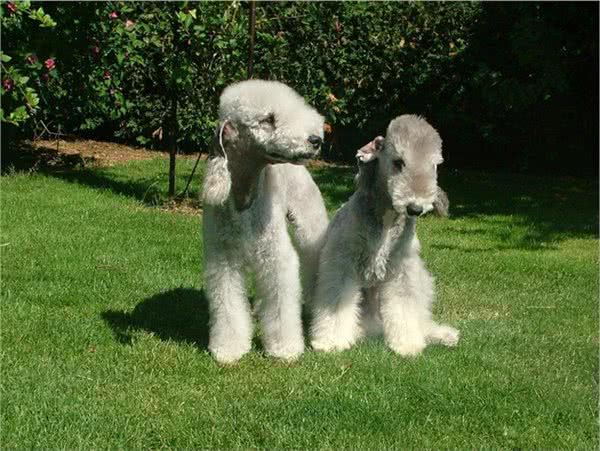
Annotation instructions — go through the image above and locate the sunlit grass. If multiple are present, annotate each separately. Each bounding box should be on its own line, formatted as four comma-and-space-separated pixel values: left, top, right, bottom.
1, 156, 597, 448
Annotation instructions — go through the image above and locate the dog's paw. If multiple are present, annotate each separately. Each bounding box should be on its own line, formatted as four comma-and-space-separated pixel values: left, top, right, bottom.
209, 345, 250, 364
265, 343, 305, 361
387, 338, 426, 357
427, 324, 460, 347
311, 337, 354, 352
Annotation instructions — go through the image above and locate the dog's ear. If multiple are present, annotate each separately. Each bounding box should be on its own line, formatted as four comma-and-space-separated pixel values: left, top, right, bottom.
355, 136, 384, 191
356, 136, 384, 163
432, 186, 450, 217
209, 120, 237, 158
219, 120, 238, 149
202, 121, 235, 206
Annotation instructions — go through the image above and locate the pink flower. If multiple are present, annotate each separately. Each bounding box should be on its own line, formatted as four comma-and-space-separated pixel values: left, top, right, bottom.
109, 11, 118, 19
44, 58, 56, 71
91, 46, 101, 57
125, 19, 135, 29
6, 2, 17, 14
3, 78, 13, 92
26, 54, 38, 65
103, 69, 111, 79
41, 73, 49, 82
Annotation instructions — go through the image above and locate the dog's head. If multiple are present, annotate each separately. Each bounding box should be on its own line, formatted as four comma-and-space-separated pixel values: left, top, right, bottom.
202, 80, 324, 206
356, 115, 443, 217
219, 79, 324, 162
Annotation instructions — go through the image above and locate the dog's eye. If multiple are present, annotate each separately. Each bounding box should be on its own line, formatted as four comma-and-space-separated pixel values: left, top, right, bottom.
261, 113, 276, 127
393, 159, 405, 171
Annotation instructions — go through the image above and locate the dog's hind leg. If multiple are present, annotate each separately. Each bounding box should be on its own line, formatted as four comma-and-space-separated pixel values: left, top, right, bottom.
425, 323, 460, 347
412, 256, 460, 348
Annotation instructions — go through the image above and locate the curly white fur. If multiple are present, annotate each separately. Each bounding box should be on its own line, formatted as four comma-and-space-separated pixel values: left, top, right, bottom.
310, 115, 459, 356
203, 80, 328, 364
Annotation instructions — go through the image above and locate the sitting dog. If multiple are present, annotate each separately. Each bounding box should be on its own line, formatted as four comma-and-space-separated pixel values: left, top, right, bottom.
310, 115, 459, 356
202, 80, 329, 363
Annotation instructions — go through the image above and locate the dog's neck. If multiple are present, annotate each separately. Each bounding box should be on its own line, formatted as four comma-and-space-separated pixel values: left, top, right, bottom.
358, 170, 420, 244
227, 146, 268, 211
358, 171, 399, 225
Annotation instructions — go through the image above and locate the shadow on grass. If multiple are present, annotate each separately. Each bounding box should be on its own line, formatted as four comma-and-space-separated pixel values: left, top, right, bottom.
310, 165, 356, 211
439, 170, 598, 247
5, 140, 597, 249
313, 165, 598, 250
2, 141, 201, 206
102, 288, 270, 353
102, 288, 209, 349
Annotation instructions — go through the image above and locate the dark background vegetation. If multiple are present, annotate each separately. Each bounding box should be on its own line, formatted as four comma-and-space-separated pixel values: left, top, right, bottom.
2, 1, 598, 176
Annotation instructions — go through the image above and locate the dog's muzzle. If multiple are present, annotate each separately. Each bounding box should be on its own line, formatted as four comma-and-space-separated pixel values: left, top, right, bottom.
266, 150, 317, 164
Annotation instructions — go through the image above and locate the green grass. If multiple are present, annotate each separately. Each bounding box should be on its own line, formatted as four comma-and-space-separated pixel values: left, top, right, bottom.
1, 154, 598, 448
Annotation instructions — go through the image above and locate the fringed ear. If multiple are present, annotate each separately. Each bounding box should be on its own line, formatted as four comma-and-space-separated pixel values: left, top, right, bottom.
432, 186, 450, 217
202, 120, 236, 206
356, 136, 384, 163
355, 136, 384, 191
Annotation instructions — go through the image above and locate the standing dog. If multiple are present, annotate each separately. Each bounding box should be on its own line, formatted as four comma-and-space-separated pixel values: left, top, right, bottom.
202, 80, 328, 363
310, 115, 459, 356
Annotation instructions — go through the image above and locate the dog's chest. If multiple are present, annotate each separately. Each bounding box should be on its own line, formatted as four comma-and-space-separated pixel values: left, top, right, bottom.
359, 213, 411, 285
232, 189, 287, 257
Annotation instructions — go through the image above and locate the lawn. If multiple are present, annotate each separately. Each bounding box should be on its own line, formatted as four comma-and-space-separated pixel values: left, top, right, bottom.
1, 145, 598, 448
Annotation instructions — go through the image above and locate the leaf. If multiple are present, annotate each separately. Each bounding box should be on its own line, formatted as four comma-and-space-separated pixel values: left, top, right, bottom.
0, 52, 12, 63
8, 106, 29, 124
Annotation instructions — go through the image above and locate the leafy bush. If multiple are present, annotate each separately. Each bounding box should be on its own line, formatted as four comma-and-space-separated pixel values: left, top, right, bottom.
250, 1, 482, 158
40, 1, 247, 150
439, 3, 598, 174
4, 2, 597, 174
0, 0, 56, 126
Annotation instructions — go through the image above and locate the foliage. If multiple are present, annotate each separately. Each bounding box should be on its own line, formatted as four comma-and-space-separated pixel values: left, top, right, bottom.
0, 0, 56, 126
251, 2, 482, 158
2, 2, 597, 174
40, 1, 247, 148
433, 3, 598, 174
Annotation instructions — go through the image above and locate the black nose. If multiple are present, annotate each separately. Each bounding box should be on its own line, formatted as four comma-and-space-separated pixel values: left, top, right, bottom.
307, 135, 322, 149
406, 204, 423, 217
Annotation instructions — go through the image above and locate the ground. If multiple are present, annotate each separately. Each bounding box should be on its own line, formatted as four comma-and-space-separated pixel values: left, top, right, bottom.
1, 140, 598, 448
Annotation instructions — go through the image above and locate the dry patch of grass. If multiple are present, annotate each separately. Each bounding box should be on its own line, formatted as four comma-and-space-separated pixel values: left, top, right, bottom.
30, 139, 200, 166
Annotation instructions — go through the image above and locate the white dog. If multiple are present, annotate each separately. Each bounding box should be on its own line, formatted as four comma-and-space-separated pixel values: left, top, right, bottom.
202, 80, 329, 363
310, 115, 459, 356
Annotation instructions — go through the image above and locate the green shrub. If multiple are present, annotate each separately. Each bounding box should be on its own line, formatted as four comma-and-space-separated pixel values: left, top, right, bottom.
0, 0, 56, 127
34, 1, 481, 156
5, 2, 597, 174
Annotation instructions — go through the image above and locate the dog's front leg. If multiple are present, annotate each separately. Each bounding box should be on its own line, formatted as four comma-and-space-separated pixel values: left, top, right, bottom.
205, 256, 253, 364
379, 274, 429, 357
310, 267, 363, 352
253, 236, 305, 361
